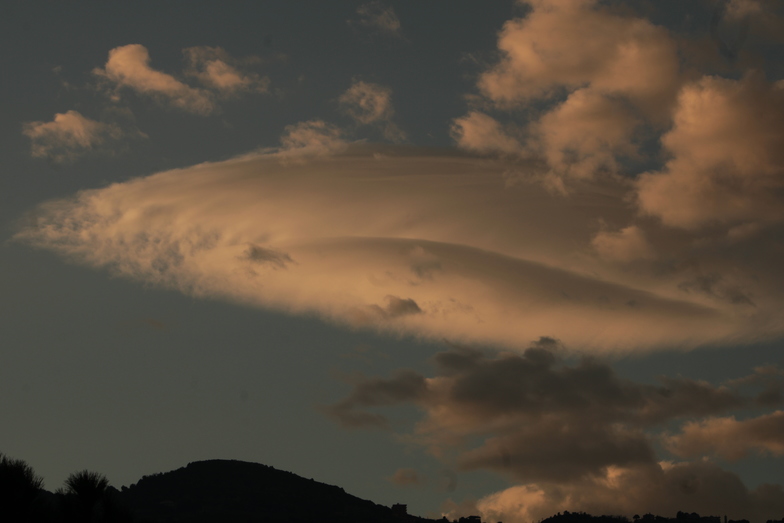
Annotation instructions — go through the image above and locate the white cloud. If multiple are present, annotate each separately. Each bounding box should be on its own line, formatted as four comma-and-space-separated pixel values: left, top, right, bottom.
22, 110, 129, 163
94, 44, 215, 114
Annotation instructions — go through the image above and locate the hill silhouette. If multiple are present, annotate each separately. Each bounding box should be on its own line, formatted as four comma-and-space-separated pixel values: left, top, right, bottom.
116, 459, 433, 523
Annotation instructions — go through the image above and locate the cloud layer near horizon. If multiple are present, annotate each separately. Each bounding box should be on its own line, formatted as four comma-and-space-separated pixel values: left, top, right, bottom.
328, 344, 784, 523
15, 145, 784, 353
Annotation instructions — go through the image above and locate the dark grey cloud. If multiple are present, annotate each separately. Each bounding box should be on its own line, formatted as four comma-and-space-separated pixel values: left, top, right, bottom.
326, 369, 427, 429
327, 344, 773, 483
241, 244, 293, 269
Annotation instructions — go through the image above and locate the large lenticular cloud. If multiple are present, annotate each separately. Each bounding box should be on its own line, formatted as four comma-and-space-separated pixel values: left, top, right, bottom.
15, 145, 784, 352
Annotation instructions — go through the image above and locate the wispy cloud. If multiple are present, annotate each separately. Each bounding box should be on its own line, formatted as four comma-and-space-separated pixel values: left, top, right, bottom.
93, 44, 269, 114
183, 46, 269, 95
94, 44, 215, 114
351, 1, 402, 37
22, 110, 139, 163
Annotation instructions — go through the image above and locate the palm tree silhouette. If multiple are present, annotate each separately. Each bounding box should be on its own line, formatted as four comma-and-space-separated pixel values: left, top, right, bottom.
60, 470, 111, 522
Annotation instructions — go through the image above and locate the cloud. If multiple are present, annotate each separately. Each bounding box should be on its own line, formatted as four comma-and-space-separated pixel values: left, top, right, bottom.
352, 1, 402, 36
472, 461, 784, 523
451, 112, 523, 156
15, 146, 784, 352
276, 120, 348, 159
455, 0, 683, 186
477, 0, 681, 113
665, 411, 784, 461
636, 72, 784, 230
328, 346, 749, 479
331, 346, 784, 520
326, 369, 428, 429
94, 44, 215, 114
388, 468, 421, 486
339, 80, 405, 141
22, 110, 130, 163
592, 226, 655, 264
183, 46, 269, 95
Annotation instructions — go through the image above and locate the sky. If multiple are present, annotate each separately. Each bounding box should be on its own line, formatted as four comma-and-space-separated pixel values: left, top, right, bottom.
2, 0, 784, 521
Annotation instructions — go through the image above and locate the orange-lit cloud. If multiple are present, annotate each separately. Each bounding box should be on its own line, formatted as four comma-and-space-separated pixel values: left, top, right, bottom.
471, 461, 784, 523
330, 345, 784, 521
94, 44, 215, 114
22, 110, 137, 163
665, 411, 784, 461
183, 46, 269, 95
339, 80, 405, 141
15, 145, 784, 353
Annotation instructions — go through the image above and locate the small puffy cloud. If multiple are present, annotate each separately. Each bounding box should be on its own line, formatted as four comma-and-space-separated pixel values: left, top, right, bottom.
277, 120, 348, 159
339, 80, 406, 142
451, 112, 522, 156
183, 46, 269, 95
94, 44, 215, 114
592, 226, 655, 263
665, 411, 784, 460
22, 110, 128, 163
388, 468, 421, 486
353, 1, 402, 36
636, 72, 784, 230
340, 81, 393, 124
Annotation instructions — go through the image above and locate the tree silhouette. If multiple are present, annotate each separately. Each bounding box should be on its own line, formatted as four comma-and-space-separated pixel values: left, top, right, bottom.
0, 452, 46, 522
60, 470, 114, 523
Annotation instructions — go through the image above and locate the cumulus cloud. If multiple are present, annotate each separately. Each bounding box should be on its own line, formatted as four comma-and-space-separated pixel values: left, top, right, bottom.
472, 462, 784, 523
183, 46, 269, 95
477, 0, 681, 113
339, 80, 405, 142
329, 346, 750, 480
276, 120, 348, 159
330, 346, 784, 521
636, 72, 784, 230
22, 110, 131, 163
665, 411, 784, 461
94, 44, 215, 114
352, 1, 402, 36
456, 0, 683, 185
451, 112, 523, 156
14, 146, 784, 352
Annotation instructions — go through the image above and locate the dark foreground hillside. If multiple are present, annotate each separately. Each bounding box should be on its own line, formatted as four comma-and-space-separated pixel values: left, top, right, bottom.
116, 459, 434, 523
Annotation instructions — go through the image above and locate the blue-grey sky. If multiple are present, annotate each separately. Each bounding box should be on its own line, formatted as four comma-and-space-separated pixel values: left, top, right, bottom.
2, 1, 784, 521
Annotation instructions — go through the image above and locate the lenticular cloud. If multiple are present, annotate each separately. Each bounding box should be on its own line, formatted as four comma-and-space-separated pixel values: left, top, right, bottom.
16, 146, 784, 352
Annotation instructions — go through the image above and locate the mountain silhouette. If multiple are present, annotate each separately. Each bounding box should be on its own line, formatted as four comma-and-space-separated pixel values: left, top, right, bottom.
116, 459, 434, 523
